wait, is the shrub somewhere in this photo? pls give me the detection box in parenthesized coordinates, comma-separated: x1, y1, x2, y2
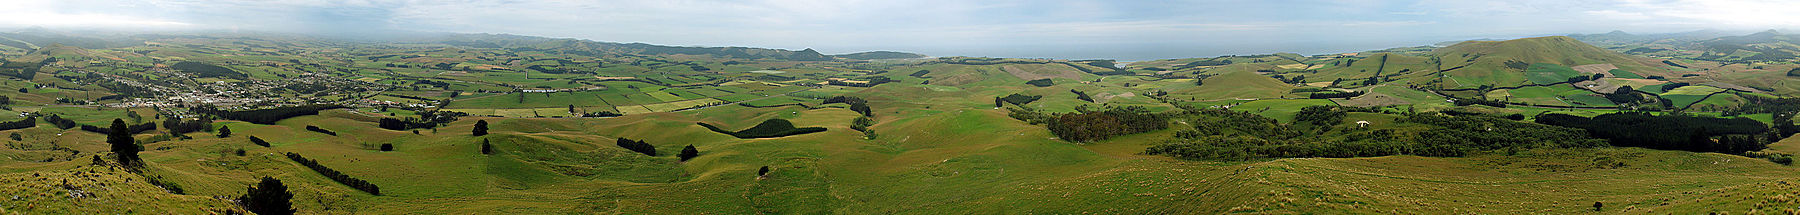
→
(379, 144, 393, 151)
(472, 120, 489, 136)
(217, 125, 232, 138)
(758, 166, 771, 177)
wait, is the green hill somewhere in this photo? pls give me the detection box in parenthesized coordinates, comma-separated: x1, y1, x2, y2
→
(1174, 70, 1294, 101)
(1431, 36, 1665, 89)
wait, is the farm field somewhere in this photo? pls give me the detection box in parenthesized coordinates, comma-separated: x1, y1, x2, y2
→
(10, 15, 1800, 215)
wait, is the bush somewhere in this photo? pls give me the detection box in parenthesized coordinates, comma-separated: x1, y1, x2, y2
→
(1025, 78, 1054, 87)
(217, 125, 232, 138)
(379, 144, 393, 151)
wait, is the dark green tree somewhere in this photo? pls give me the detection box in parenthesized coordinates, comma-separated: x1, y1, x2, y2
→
(758, 166, 771, 177)
(679, 145, 699, 161)
(107, 119, 138, 166)
(1592, 202, 1603, 211)
(481, 139, 493, 155)
(472, 120, 489, 136)
(380, 144, 394, 151)
(238, 176, 295, 215)
(217, 125, 232, 138)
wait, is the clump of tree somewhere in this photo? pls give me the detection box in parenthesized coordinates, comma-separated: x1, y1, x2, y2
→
(1537, 112, 1770, 154)
(0, 116, 34, 131)
(162, 117, 212, 134)
(699, 118, 829, 139)
(217, 125, 232, 138)
(679, 145, 699, 162)
(850, 116, 877, 140)
(375, 110, 467, 130)
(238, 176, 295, 215)
(1040, 106, 1167, 142)
(380, 144, 394, 151)
(1070, 89, 1095, 103)
(285, 153, 380, 195)
(1024, 78, 1054, 87)
(81, 122, 155, 134)
(43, 114, 77, 129)
(472, 120, 489, 136)
(615, 138, 657, 156)
(249, 136, 271, 147)
(107, 119, 140, 166)
(304, 125, 337, 136)
(1308, 91, 1364, 99)
(999, 93, 1042, 106)
(824, 96, 872, 117)
(1452, 98, 1508, 108)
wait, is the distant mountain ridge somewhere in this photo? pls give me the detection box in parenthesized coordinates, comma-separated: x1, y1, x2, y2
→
(422, 33, 919, 61)
(832, 51, 927, 60)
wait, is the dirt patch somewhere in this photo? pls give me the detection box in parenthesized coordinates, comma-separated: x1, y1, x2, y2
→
(1095, 92, 1137, 103)
(1571, 64, 1618, 76)
(1333, 93, 1411, 107)
(1001, 64, 1084, 81)
(595, 76, 636, 80)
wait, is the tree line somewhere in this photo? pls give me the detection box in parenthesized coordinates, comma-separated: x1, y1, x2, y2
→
(284, 152, 380, 195)
(196, 105, 343, 124)
(1006, 105, 1168, 142)
(1536, 112, 1771, 154)
(1145, 107, 1605, 161)
(0, 116, 33, 131)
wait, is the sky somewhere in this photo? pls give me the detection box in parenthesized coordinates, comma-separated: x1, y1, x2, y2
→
(3, 0, 1799, 61)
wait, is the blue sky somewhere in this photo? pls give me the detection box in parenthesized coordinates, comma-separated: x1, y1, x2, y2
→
(4, 0, 1799, 60)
